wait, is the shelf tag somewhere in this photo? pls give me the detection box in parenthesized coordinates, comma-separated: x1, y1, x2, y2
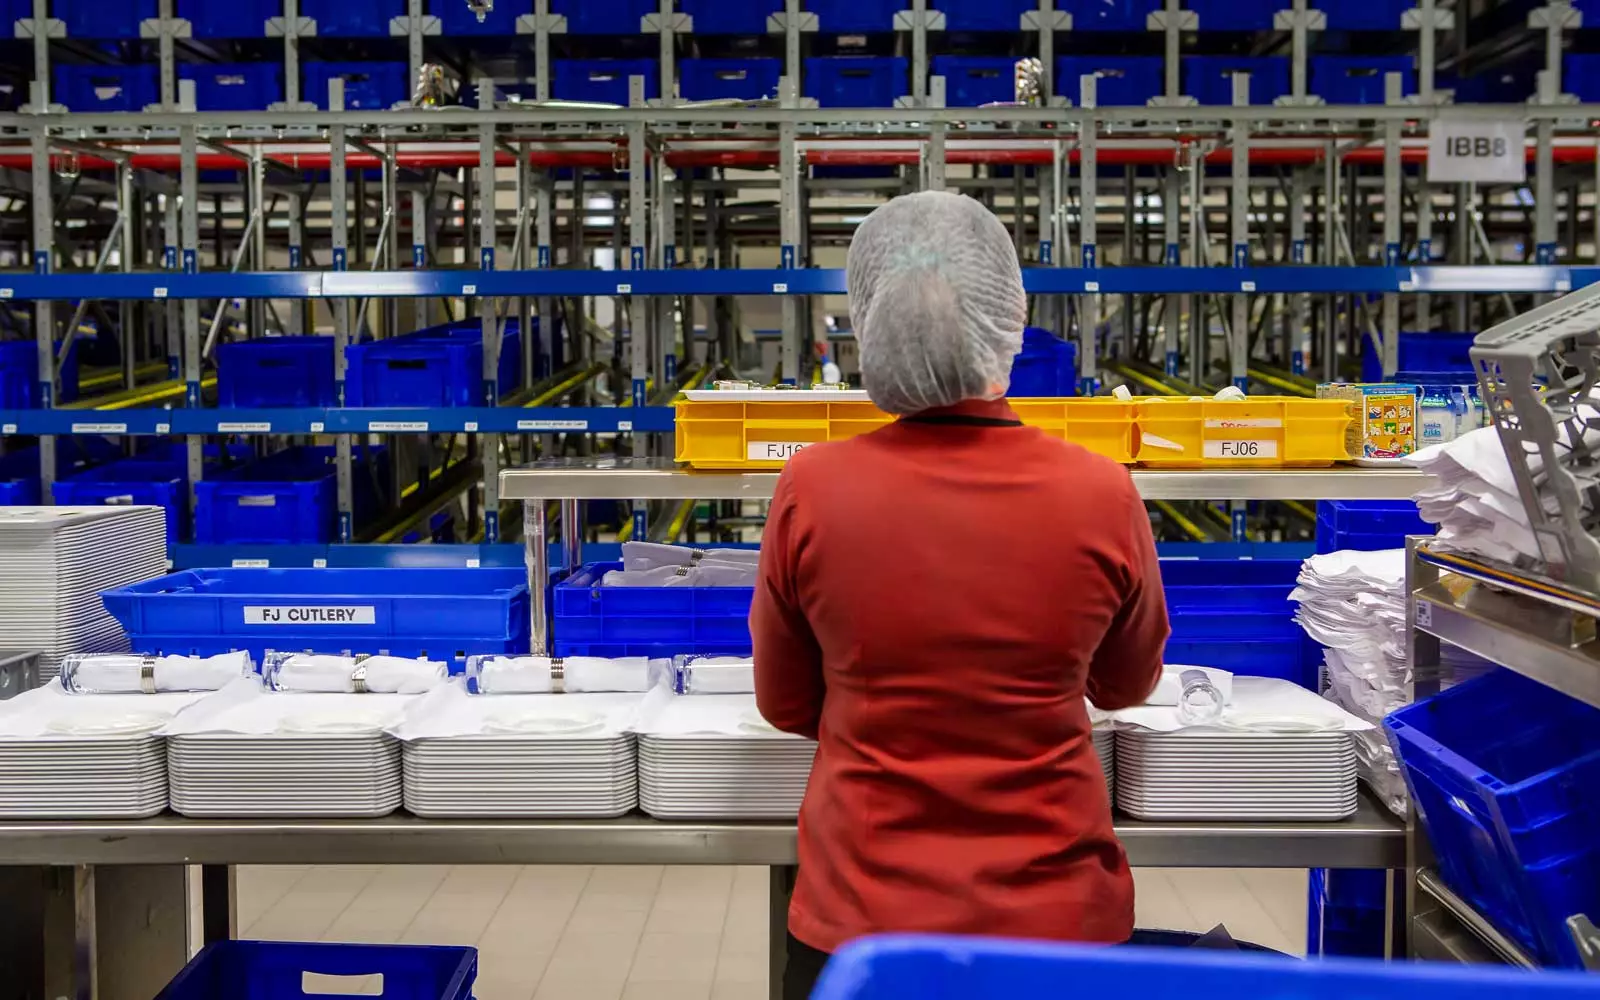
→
(310, 422, 325, 433)
(156, 423, 171, 434)
(467, 558, 482, 568)
(462, 284, 477, 296)
(1416, 601, 1432, 628)
(312, 558, 328, 569)
(71, 422, 127, 434)
(517, 419, 588, 431)
(217, 422, 271, 433)
(1240, 281, 1257, 293)
(231, 559, 270, 568)
(0, 289, 13, 300)
(617, 283, 633, 295)
(1084, 281, 1100, 293)
(369, 421, 429, 432)
(1, 424, 14, 434)
(153, 287, 168, 298)
(773, 282, 789, 293)
(464, 421, 479, 432)
(618, 420, 633, 432)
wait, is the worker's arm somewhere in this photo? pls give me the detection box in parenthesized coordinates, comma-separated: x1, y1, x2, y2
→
(1085, 481, 1169, 711)
(752, 469, 825, 740)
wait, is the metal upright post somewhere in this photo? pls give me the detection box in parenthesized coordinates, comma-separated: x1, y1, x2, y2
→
(1163, 158, 1182, 376)
(479, 82, 502, 544)
(268, 0, 316, 109)
(778, 77, 802, 386)
(329, 78, 355, 543)
(1381, 73, 1403, 378)
(518, 0, 564, 101)
(1403, 0, 1454, 102)
(770, 0, 816, 94)
(1415, 175, 1433, 332)
(142, 0, 190, 111)
(1229, 73, 1250, 394)
(1530, 2, 1581, 103)
(922, 79, 947, 191)
(645, 0, 691, 102)
(1148, 0, 1197, 106)
(1024, 1, 1071, 103)
(29, 122, 56, 495)
(286, 193, 305, 336)
(628, 76, 651, 540)
(163, 192, 180, 377)
(1289, 167, 1309, 373)
(118, 161, 135, 390)
(1038, 141, 1060, 340)
(1186, 142, 1205, 386)
(179, 124, 202, 518)
(895, 0, 944, 106)
(410, 190, 429, 330)
(391, 0, 440, 94)
(19, 0, 63, 111)
(1079, 74, 1099, 395)
(1273, 0, 1325, 105)
(516, 149, 535, 388)
(536, 169, 556, 383)
(1322, 140, 1339, 382)
(1534, 69, 1559, 267)
(653, 149, 677, 385)
(246, 147, 267, 339)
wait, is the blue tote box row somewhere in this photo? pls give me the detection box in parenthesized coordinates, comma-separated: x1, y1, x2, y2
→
(53, 61, 405, 112)
(0, 339, 80, 408)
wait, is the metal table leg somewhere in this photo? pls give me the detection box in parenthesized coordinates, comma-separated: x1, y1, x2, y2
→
(199, 864, 236, 945)
(525, 499, 550, 655)
(769, 865, 796, 1000)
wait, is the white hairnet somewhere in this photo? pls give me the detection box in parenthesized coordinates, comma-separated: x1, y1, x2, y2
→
(846, 191, 1027, 416)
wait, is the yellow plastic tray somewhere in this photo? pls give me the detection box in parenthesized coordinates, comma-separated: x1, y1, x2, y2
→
(676, 396, 1139, 469)
(1135, 397, 1354, 468)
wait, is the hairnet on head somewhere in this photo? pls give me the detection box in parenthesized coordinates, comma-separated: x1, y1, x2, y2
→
(845, 191, 1027, 416)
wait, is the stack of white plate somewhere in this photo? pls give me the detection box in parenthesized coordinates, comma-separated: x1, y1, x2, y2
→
(1093, 729, 1114, 789)
(0, 507, 167, 680)
(405, 719, 637, 818)
(1114, 730, 1357, 820)
(636, 697, 816, 820)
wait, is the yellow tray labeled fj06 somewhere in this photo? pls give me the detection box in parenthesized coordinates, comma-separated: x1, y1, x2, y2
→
(1135, 397, 1354, 468)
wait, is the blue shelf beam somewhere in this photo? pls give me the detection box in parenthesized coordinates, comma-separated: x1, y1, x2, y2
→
(0, 406, 678, 435)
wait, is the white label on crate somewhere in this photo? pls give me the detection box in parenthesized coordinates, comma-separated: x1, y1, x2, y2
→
(243, 605, 377, 626)
(369, 421, 429, 432)
(1240, 281, 1257, 293)
(104, 494, 134, 505)
(156, 423, 171, 434)
(1416, 601, 1433, 628)
(312, 558, 328, 569)
(616, 283, 633, 295)
(310, 422, 325, 433)
(1204, 418, 1283, 429)
(71, 422, 127, 434)
(1204, 439, 1278, 459)
(464, 421, 479, 432)
(237, 495, 278, 507)
(217, 422, 271, 433)
(1, 424, 14, 434)
(1084, 281, 1100, 293)
(747, 441, 812, 461)
(153, 287, 168, 299)
(518, 419, 588, 431)
(618, 420, 633, 432)
(462, 284, 477, 296)
(1427, 119, 1526, 183)
(231, 559, 270, 568)
(773, 282, 789, 294)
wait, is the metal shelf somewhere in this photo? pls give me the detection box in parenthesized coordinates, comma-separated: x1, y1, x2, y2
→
(1415, 869, 1539, 967)
(0, 796, 1402, 868)
(0, 406, 675, 436)
(500, 457, 1428, 502)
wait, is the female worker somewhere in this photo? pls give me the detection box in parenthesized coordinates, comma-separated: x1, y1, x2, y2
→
(751, 191, 1169, 997)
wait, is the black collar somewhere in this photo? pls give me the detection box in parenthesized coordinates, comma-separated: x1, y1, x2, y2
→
(902, 413, 1024, 428)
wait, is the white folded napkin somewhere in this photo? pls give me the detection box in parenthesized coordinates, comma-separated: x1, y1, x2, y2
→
(266, 654, 447, 694)
(62, 651, 254, 694)
(470, 656, 660, 694)
(677, 657, 755, 695)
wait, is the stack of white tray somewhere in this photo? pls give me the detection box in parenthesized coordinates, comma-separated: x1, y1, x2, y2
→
(0, 507, 167, 680)
(1093, 729, 1114, 789)
(399, 690, 639, 818)
(1114, 730, 1358, 820)
(164, 690, 406, 818)
(0, 682, 212, 818)
(635, 694, 816, 820)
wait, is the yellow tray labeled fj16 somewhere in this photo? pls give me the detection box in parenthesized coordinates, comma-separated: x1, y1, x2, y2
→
(675, 393, 1139, 469)
(1134, 397, 1355, 468)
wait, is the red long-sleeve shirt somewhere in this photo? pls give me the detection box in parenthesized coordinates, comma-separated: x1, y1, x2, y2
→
(752, 397, 1168, 954)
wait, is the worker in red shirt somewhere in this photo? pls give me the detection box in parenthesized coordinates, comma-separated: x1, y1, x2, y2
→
(751, 191, 1168, 997)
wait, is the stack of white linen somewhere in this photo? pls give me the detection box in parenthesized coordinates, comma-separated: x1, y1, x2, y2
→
(601, 541, 760, 588)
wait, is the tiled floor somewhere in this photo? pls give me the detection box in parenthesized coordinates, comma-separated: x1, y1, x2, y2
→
(237, 865, 1308, 999)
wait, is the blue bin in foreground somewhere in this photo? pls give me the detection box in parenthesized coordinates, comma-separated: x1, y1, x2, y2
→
(813, 934, 1600, 999)
(156, 941, 476, 1000)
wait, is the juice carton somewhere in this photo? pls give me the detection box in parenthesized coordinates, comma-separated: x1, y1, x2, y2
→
(1317, 383, 1422, 460)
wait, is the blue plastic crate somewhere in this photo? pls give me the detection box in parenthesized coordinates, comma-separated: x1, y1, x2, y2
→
(940, 0, 1036, 31)
(1056, 56, 1161, 106)
(553, 640, 753, 658)
(1312, 56, 1414, 105)
(1161, 556, 1300, 612)
(805, 57, 909, 108)
(679, 59, 782, 102)
(678, 0, 782, 33)
(176, 0, 277, 36)
(305, 62, 408, 111)
(193, 448, 344, 546)
(1008, 329, 1078, 396)
(217, 336, 338, 408)
(1066, 0, 1159, 30)
(553, 561, 754, 647)
(552, 60, 660, 106)
(1307, 867, 1392, 957)
(931, 56, 1018, 107)
(1362, 331, 1477, 382)
(1184, 56, 1290, 106)
(550, 0, 655, 32)
(102, 566, 532, 661)
(344, 319, 523, 408)
(53, 64, 158, 112)
(302, 0, 402, 36)
(178, 63, 283, 111)
(56, 0, 156, 37)
(1168, 610, 1302, 640)
(430, 0, 530, 34)
(1326, 0, 1413, 30)
(1163, 636, 1313, 686)
(0, 0, 27, 31)
(0, 339, 81, 407)
(1315, 500, 1432, 554)
(1568, 55, 1600, 103)
(53, 454, 188, 545)
(1388, 669, 1600, 969)
(155, 940, 476, 1000)
(1187, 0, 1281, 30)
(813, 933, 1600, 1000)
(805, 0, 903, 31)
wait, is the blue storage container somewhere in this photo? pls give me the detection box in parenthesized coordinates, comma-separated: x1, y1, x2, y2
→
(430, 0, 530, 35)
(940, 0, 1036, 31)
(554, 640, 753, 658)
(551, 0, 655, 32)
(1387, 669, 1600, 969)
(0, 439, 119, 506)
(680, 58, 782, 102)
(193, 448, 341, 546)
(812, 932, 1600, 1000)
(179, 63, 283, 112)
(1168, 611, 1302, 640)
(1162, 557, 1300, 610)
(1008, 329, 1078, 396)
(1568, 55, 1600, 103)
(805, 57, 909, 108)
(344, 319, 523, 408)
(1187, 0, 1281, 30)
(680, 0, 782, 32)
(155, 941, 476, 1000)
(56, 0, 156, 38)
(1067, 0, 1159, 31)
(554, 561, 754, 647)
(302, 0, 402, 36)
(0, 339, 80, 407)
(1056, 56, 1162, 106)
(1163, 636, 1312, 686)
(1307, 867, 1392, 957)
(177, 0, 277, 37)
(53, 65, 158, 112)
(931, 56, 1018, 107)
(1362, 331, 1477, 382)
(53, 454, 188, 545)
(805, 0, 903, 31)
(0, 0, 28, 31)
(217, 336, 338, 408)
(1316, 500, 1432, 554)
(1326, 0, 1412, 30)
(305, 62, 408, 111)
(1312, 56, 1414, 105)
(101, 567, 531, 660)
(1185, 56, 1290, 105)
(552, 60, 659, 106)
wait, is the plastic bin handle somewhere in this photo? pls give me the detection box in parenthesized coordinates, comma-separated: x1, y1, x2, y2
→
(383, 359, 430, 370)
